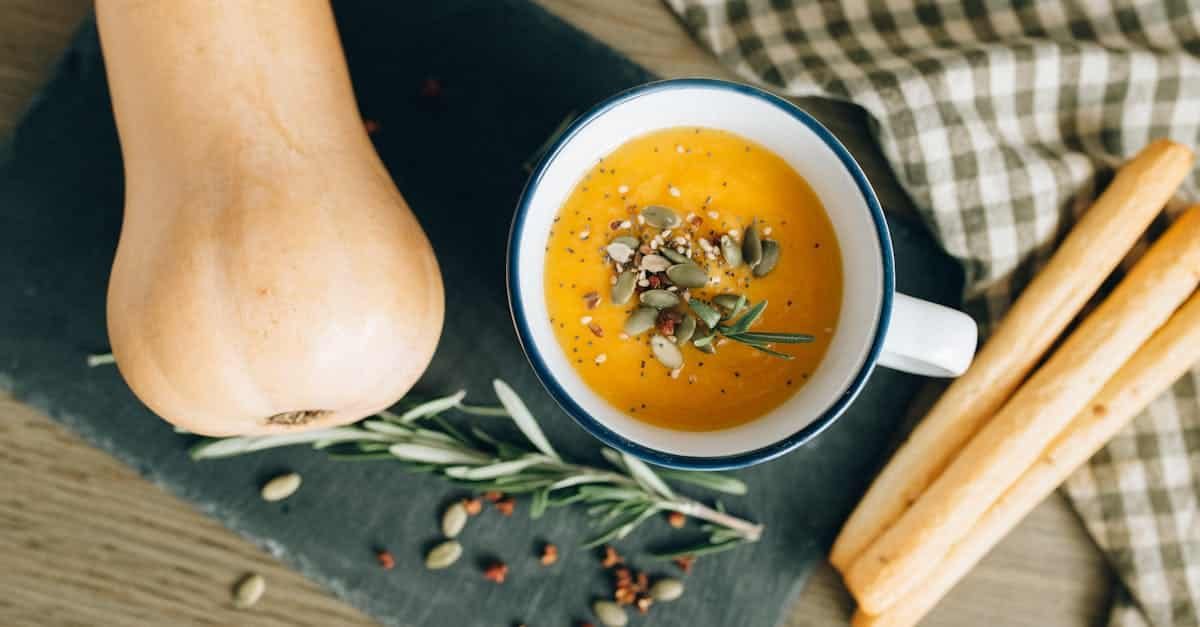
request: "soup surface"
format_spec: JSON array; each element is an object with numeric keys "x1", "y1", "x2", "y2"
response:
[{"x1": 543, "y1": 127, "x2": 842, "y2": 431}]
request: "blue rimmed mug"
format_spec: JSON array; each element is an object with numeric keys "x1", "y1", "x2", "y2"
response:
[{"x1": 508, "y1": 79, "x2": 976, "y2": 470}]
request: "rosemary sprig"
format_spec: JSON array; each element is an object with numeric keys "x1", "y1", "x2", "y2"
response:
[
  {"x1": 190, "y1": 380, "x2": 763, "y2": 551},
  {"x1": 689, "y1": 298, "x2": 813, "y2": 359}
]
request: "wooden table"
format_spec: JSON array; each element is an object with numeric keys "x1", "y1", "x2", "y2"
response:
[{"x1": 0, "y1": 1, "x2": 1113, "y2": 625}]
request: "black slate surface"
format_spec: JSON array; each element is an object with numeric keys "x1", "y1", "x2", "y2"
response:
[{"x1": 0, "y1": 2, "x2": 965, "y2": 626}]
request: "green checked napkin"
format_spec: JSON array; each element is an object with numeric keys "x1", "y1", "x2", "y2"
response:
[{"x1": 663, "y1": 1, "x2": 1200, "y2": 625}]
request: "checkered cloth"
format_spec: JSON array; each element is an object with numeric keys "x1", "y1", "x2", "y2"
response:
[{"x1": 663, "y1": 1, "x2": 1200, "y2": 624}]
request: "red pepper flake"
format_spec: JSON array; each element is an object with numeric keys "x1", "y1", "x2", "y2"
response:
[
  {"x1": 462, "y1": 497, "x2": 483, "y2": 515},
  {"x1": 583, "y1": 291, "x2": 601, "y2": 310},
  {"x1": 614, "y1": 586, "x2": 637, "y2": 606},
  {"x1": 363, "y1": 119, "x2": 382, "y2": 135},
  {"x1": 540, "y1": 543, "x2": 559, "y2": 566},
  {"x1": 647, "y1": 274, "x2": 663, "y2": 289},
  {"x1": 688, "y1": 215, "x2": 704, "y2": 228},
  {"x1": 635, "y1": 595, "x2": 654, "y2": 614},
  {"x1": 578, "y1": 623, "x2": 595, "y2": 627},
  {"x1": 376, "y1": 550, "x2": 395, "y2": 570},
  {"x1": 587, "y1": 322, "x2": 604, "y2": 338},
  {"x1": 419, "y1": 77, "x2": 443, "y2": 100},
  {"x1": 673, "y1": 556, "x2": 695, "y2": 573},
  {"x1": 494, "y1": 497, "x2": 516, "y2": 516},
  {"x1": 667, "y1": 511, "x2": 686, "y2": 528},
  {"x1": 601, "y1": 545, "x2": 623, "y2": 568},
  {"x1": 483, "y1": 561, "x2": 508, "y2": 583},
  {"x1": 484, "y1": 491, "x2": 505, "y2": 503},
  {"x1": 657, "y1": 317, "x2": 676, "y2": 336},
  {"x1": 609, "y1": 219, "x2": 623, "y2": 231},
  {"x1": 614, "y1": 567, "x2": 632, "y2": 584}
]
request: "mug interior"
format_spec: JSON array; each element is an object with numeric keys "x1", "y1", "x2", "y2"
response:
[{"x1": 510, "y1": 79, "x2": 891, "y2": 468}]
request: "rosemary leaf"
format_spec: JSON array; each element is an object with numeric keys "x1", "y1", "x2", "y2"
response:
[
  {"x1": 733, "y1": 331, "x2": 814, "y2": 344},
  {"x1": 530, "y1": 488, "x2": 550, "y2": 519},
  {"x1": 726, "y1": 300, "x2": 767, "y2": 334},
  {"x1": 493, "y1": 379, "x2": 561, "y2": 460},
  {"x1": 190, "y1": 428, "x2": 385, "y2": 460},
  {"x1": 456, "y1": 404, "x2": 509, "y2": 417},
  {"x1": 387, "y1": 443, "x2": 491, "y2": 465},
  {"x1": 443, "y1": 455, "x2": 551, "y2": 480},
  {"x1": 397, "y1": 390, "x2": 467, "y2": 423},
  {"x1": 620, "y1": 451, "x2": 676, "y2": 500},
  {"x1": 657, "y1": 469, "x2": 748, "y2": 495},
  {"x1": 362, "y1": 420, "x2": 413, "y2": 436},
  {"x1": 649, "y1": 539, "x2": 743, "y2": 560},
  {"x1": 744, "y1": 344, "x2": 795, "y2": 360}
]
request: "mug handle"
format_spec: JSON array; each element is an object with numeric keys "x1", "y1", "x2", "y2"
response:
[{"x1": 877, "y1": 293, "x2": 977, "y2": 377}]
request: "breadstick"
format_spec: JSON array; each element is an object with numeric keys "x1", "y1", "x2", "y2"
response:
[
  {"x1": 854, "y1": 289, "x2": 1200, "y2": 627},
  {"x1": 830, "y1": 139, "x2": 1195, "y2": 572},
  {"x1": 845, "y1": 205, "x2": 1200, "y2": 614}
]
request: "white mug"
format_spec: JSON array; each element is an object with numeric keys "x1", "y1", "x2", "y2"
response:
[{"x1": 508, "y1": 79, "x2": 977, "y2": 469}]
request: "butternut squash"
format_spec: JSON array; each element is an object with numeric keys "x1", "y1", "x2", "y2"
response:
[{"x1": 97, "y1": 1, "x2": 443, "y2": 436}]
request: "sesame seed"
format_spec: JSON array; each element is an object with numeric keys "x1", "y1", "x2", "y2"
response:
[
  {"x1": 669, "y1": 368, "x2": 682, "y2": 379},
  {"x1": 728, "y1": 229, "x2": 740, "y2": 237},
  {"x1": 669, "y1": 186, "x2": 681, "y2": 197},
  {"x1": 637, "y1": 215, "x2": 645, "y2": 225},
  {"x1": 618, "y1": 333, "x2": 630, "y2": 341},
  {"x1": 637, "y1": 279, "x2": 650, "y2": 287},
  {"x1": 620, "y1": 220, "x2": 632, "y2": 229},
  {"x1": 580, "y1": 316, "x2": 592, "y2": 325},
  {"x1": 676, "y1": 145, "x2": 685, "y2": 153},
  {"x1": 708, "y1": 211, "x2": 719, "y2": 219},
  {"x1": 618, "y1": 185, "x2": 629, "y2": 194},
  {"x1": 579, "y1": 230, "x2": 590, "y2": 240},
  {"x1": 595, "y1": 354, "x2": 608, "y2": 364},
  {"x1": 688, "y1": 375, "x2": 697, "y2": 384},
  {"x1": 763, "y1": 227, "x2": 773, "y2": 236}
]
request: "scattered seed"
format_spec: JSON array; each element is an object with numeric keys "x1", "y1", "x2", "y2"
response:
[
  {"x1": 665, "y1": 263, "x2": 708, "y2": 288},
  {"x1": 593, "y1": 600, "x2": 628, "y2": 627},
  {"x1": 620, "y1": 220, "x2": 632, "y2": 229},
  {"x1": 601, "y1": 546, "x2": 624, "y2": 568},
  {"x1": 753, "y1": 240, "x2": 781, "y2": 277},
  {"x1": 612, "y1": 270, "x2": 636, "y2": 305},
  {"x1": 377, "y1": 550, "x2": 395, "y2": 570},
  {"x1": 232, "y1": 573, "x2": 265, "y2": 609},
  {"x1": 425, "y1": 540, "x2": 463, "y2": 570},
  {"x1": 484, "y1": 491, "x2": 504, "y2": 502},
  {"x1": 743, "y1": 220, "x2": 763, "y2": 267},
  {"x1": 668, "y1": 186, "x2": 681, "y2": 197},
  {"x1": 720, "y1": 235, "x2": 742, "y2": 267},
  {"x1": 618, "y1": 185, "x2": 629, "y2": 194},
  {"x1": 669, "y1": 367, "x2": 682, "y2": 379},
  {"x1": 483, "y1": 561, "x2": 508, "y2": 583},
  {"x1": 583, "y1": 291, "x2": 601, "y2": 309},
  {"x1": 595, "y1": 353, "x2": 608, "y2": 364},
  {"x1": 675, "y1": 144, "x2": 685, "y2": 153},
  {"x1": 650, "y1": 578, "x2": 684, "y2": 602},
  {"x1": 651, "y1": 335, "x2": 684, "y2": 369},
  {"x1": 462, "y1": 497, "x2": 483, "y2": 515},
  {"x1": 762, "y1": 226, "x2": 773, "y2": 236},
  {"x1": 639, "y1": 289, "x2": 680, "y2": 309},
  {"x1": 641, "y1": 205, "x2": 680, "y2": 229},
  {"x1": 541, "y1": 543, "x2": 559, "y2": 566},
  {"x1": 624, "y1": 307, "x2": 658, "y2": 336},
  {"x1": 442, "y1": 502, "x2": 468, "y2": 538},
  {"x1": 588, "y1": 322, "x2": 604, "y2": 338},
  {"x1": 581, "y1": 316, "x2": 593, "y2": 325},
  {"x1": 260, "y1": 472, "x2": 301, "y2": 502},
  {"x1": 580, "y1": 230, "x2": 591, "y2": 240},
  {"x1": 673, "y1": 556, "x2": 695, "y2": 573}
]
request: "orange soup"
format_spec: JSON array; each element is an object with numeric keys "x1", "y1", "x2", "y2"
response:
[{"x1": 543, "y1": 127, "x2": 842, "y2": 431}]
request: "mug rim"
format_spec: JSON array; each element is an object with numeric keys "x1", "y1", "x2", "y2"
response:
[{"x1": 506, "y1": 77, "x2": 895, "y2": 470}]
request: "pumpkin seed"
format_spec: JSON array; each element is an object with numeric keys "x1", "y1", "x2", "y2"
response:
[
  {"x1": 233, "y1": 573, "x2": 265, "y2": 609},
  {"x1": 712, "y1": 293, "x2": 745, "y2": 319},
  {"x1": 640, "y1": 289, "x2": 680, "y2": 309},
  {"x1": 753, "y1": 240, "x2": 781, "y2": 277},
  {"x1": 651, "y1": 335, "x2": 684, "y2": 369},
  {"x1": 660, "y1": 247, "x2": 691, "y2": 264},
  {"x1": 612, "y1": 235, "x2": 640, "y2": 249},
  {"x1": 720, "y1": 234, "x2": 742, "y2": 267},
  {"x1": 593, "y1": 600, "x2": 628, "y2": 627},
  {"x1": 623, "y1": 307, "x2": 658, "y2": 336},
  {"x1": 606, "y1": 241, "x2": 635, "y2": 264},
  {"x1": 640, "y1": 254, "x2": 672, "y2": 273},
  {"x1": 260, "y1": 472, "x2": 301, "y2": 502},
  {"x1": 675, "y1": 315, "x2": 697, "y2": 343},
  {"x1": 441, "y1": 502, "x2": 468, "y2": 538},
  {"x1": 611, "y1": 270, "x2": 636, "y2": 305},
  {"x1": 641, "y1": 205, "x2": 681, "y2": 229},
  {"x1": 666, "y1": 263, "x2": 708, "y2": 288},
  {"x1": 425, "y1": 540, "x2": 463, "y2": 570},
  {"x1": 650, "y1": 578, "x2": 685, "y2": 602},
  {"x1": 743, "y1": 220, "x2": 763, "y2": 267}
]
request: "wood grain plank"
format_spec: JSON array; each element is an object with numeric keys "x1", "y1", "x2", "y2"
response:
[{"x1": 0, "y1": 1, "x2": 1112, "y2": 625}]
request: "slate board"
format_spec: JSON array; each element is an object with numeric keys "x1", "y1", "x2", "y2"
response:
[{"x1": 0, "y1": 2, "x2": 965, "y2": 626}]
